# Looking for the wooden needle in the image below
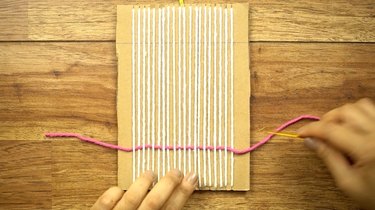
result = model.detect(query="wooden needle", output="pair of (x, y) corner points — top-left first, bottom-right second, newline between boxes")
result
(267, 132), (303, 139)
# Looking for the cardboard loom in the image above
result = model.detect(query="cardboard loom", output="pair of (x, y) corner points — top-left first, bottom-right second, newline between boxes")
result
(116, 3), (250, 191)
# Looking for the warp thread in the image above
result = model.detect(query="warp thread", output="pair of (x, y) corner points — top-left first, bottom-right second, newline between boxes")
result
(45, 115), (320, 155)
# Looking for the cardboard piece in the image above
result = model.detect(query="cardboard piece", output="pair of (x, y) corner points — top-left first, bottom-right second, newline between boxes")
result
(116, 3), (249, 191)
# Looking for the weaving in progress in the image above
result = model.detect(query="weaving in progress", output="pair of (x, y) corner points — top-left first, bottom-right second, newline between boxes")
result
(116, 3), (250, 190)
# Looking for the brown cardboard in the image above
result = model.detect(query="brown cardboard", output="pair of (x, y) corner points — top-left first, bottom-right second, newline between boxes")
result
(116, 3), (249, 191)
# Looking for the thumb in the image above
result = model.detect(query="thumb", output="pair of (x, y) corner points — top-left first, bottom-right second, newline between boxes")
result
(304, 138), (360, 194)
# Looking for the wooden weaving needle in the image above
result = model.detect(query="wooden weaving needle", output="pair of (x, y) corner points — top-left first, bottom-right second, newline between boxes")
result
(267, 132), (303, 139)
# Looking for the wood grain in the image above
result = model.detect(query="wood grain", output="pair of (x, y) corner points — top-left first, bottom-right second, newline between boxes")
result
(0, 140), (51, 210)
(0, 0), (28, 41)
(0, 42), (117, 141)
(1, 42), (374, 209)
(1, 0), (374, 41)
(52, 140), (117, 209)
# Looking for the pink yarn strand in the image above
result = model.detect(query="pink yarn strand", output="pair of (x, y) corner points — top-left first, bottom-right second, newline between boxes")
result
(45, 115), (319, 155)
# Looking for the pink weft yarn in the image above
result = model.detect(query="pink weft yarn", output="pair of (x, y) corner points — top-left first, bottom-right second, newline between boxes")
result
(45, 115), (320, 155)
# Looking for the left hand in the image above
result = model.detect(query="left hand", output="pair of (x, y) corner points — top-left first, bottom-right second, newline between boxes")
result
(91, 169), (197, 210)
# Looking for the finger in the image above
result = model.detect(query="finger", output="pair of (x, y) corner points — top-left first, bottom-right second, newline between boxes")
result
(341, 104), (373, 133)
(356, 98), (375, 120)
(138, 169), (183, 210)
(298, 121), (364, 158)
(321, 105), (347, 123)
(162, 172), (198, 210)
(341, 103), (374, 133)
(91, 186), (124, 210)
(304, 138), (359, 193)
(322, 104), (372, 133)
(114, 170), (155, 210)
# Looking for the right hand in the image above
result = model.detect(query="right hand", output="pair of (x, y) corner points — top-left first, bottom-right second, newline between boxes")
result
(298, 98), (375, 210)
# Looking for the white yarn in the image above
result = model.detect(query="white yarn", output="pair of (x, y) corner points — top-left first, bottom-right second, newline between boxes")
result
(230, 7), (234, 188)
(152, 8), (156, 173)
(157, 8), (162, 181)
(130, 5), (236, 189)
(202, 6), (207, 186)
(197, 6), (202, 187)
(161, 8), (166, 177)
(166, 7), (171, 172)
(178, 7), (182, 171)
(147, 7), (151, 171)
(218, 7), (223, 187)
(224, 8), (228, 187)
(182, 7), (187, 175)
(194, 6), (199, 177)
(213, 6), (217, 188)
(172, 7), (177, 170)
(188, 6), (193, 173)
(131, 7), (136, 182)
(137, 7), (141, 178)
(207, 6), (212, 187)
(142, 7), (146, 173)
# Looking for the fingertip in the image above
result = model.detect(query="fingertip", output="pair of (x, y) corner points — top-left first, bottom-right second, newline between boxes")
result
(357, 97), (373, 106)
(297, 121), (331, 139)
(138, 170), (184, 210)
(297, 121), (319, 136)
(142, 170), (156, 182)
(184, 172), (198, 186)
(297, 123), (315, 137)
(92, 187), (124, 210)
(297, 128), (306, 136)
(105, 186), (124, 196)
(309, 141), (357, 194)
(356, 98), (375, 119)
(304, 137), (319, 151)
(169, 169), (183, 180)
(116, 171), (156, 210)
(162, 172), (197, 210)
(179, 173), (198, 195)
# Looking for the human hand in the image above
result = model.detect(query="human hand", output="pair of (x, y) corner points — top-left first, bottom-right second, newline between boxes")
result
(91, 170), (197, 210)
(298, 98), (375, 210)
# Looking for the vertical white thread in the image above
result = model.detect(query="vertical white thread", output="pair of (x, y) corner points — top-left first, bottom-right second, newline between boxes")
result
(131, 5), (235, 187)
(178, 7), (182, 171)
(193, 6), (198, 177)
(218, 6), (223, 187)
(137, 7), (141, 178)
(157, 8), (162, 181)
(230, 7), (234, 188)
(161, 8), (166, 177)
(166, 7), (171, 172)
(142, 7), (146, 173)
(224, 8), (228, 187)
(132, 6), (234, 187)
(152, 8), (156, 172)
(131, 7), (136, 182)
(188, 6), (192, 173)
(207, 6), (212, 187)
(202, 6), (207, 186)
(197, 6), (202, 187)
(182, 7), (187, 175)
(147, 8), (151, 171)
(213, 6), (217, 188)
(172, 7), (177, 170)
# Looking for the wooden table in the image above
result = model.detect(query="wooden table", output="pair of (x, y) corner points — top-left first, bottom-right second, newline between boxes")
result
(0, 0), (374, 209)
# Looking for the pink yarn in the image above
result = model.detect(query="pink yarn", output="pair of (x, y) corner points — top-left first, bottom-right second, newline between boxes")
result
(45, 115), (319, 155)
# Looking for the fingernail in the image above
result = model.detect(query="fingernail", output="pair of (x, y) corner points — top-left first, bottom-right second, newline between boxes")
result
(185, 172), (198, 185)
(171, 169), (182, 178)
(297, 127), (305, 134)
(304, 138), (318, 150)
(144, 170), (156, 181)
